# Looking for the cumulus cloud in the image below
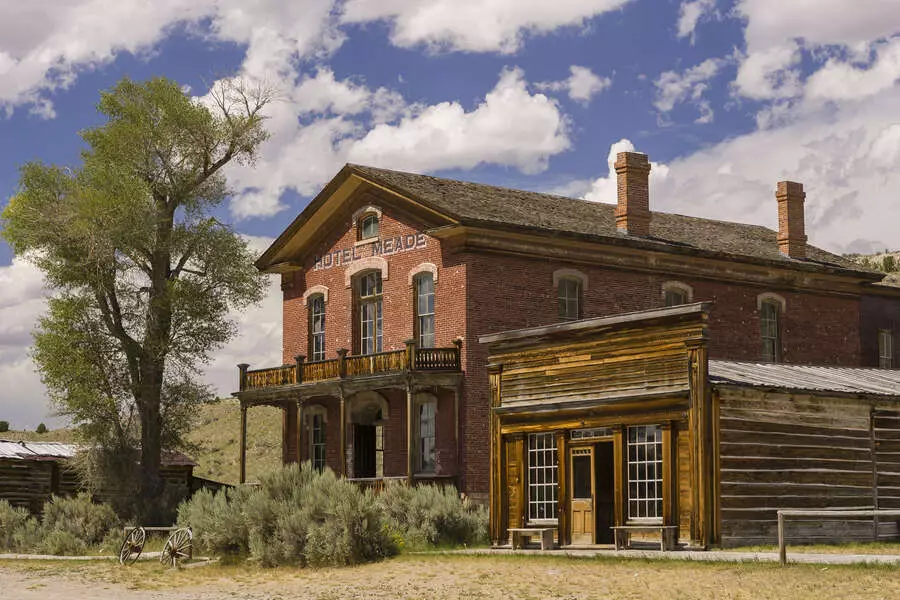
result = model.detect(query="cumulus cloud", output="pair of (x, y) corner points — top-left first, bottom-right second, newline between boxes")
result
(537, 65), (612, 105)
(676, 0), (716, 43)
(228, 67), (572, 219)
(340, 0), (632, 54)
(655, 57), (726, 123)
(805, 37), (900, 102)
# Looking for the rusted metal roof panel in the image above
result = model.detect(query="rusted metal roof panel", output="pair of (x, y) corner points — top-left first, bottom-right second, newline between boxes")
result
(709, 361), (900, 397)
(0, 440), (196, 466)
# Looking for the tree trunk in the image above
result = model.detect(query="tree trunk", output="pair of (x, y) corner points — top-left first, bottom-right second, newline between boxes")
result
(139, 360), (164, 523)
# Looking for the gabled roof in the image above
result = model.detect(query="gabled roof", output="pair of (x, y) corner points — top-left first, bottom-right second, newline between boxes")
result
(0, 440), (196, 466)
(709, 361), (900, 397)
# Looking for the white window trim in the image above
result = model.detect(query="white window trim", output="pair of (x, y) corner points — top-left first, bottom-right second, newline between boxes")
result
(302, 285), (329, 306)
(345, 257), (389, 288)
(552, 268), (588, 291)
(408, 262), (439, 286)
(757, 292), (787, 312)
(661, 281), (693, 304)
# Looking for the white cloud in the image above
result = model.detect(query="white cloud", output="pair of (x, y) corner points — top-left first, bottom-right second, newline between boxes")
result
(676, 0), (716, 42)
(340, 0), (632, 53)
(582, 139), (670, 204)
(537, 65), (611, 105)
(733, 42), (802, 100)
(805, 38), (900, 102)
(228, 67), (572, 219)
(655, 58), (725, 123)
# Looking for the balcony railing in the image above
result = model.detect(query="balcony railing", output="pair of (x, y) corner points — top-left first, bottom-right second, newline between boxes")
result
(238, 339), (462, 392)
(348, 475), (458, 493)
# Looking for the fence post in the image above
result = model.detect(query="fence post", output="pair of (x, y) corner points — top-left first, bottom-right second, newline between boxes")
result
(405, 339), (417, 371)
(294, 355), (305, 384)
(777, 511), (786, 566)
(452, 337), (463, 370)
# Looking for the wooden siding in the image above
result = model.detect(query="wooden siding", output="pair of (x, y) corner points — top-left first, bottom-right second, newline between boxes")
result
(718, 388), (900, 546)
(677, 428), (693, 541)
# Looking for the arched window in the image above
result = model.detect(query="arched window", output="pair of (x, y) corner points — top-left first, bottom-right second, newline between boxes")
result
(558, 278), (582, 322)
(356, 271), (383, 355)
(415, 272), (435, 348)
(308, 294), (326, 362)
(760, 299), (782, 362)
(662, 281), (693, 307)
(358, 212), (379, 241)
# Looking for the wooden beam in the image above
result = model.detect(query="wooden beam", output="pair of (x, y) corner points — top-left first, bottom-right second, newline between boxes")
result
(339, 390), (347, 477)
(297, 401), (304, 465)
(407, 380), (415, 485)
(239, 404), (247, 484)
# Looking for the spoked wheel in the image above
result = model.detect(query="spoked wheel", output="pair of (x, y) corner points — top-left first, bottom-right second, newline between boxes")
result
(119, 527), (146, 565)
(160, 527), (193, 567)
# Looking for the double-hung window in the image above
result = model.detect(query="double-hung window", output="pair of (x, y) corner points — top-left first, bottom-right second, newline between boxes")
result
(627, 425), (663, 521)
(310, 413), (326, 472)
(880, 329), (894, 369)
(417, 400), (436, 473)
(760, 300), (781, 362)
(527, 432), (558, 521)
(358, 271), (383, 355)
(558, 278), (582, 322)
(415, 273), (435, 348)
(308, 294), (326, 362)
(358, 213), (379, 240)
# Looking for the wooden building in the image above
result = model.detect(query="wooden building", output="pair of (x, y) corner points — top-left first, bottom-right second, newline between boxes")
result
(236, 151), (900, 501)
(0, 440), (196, 513)
(482, 303), (900, 548)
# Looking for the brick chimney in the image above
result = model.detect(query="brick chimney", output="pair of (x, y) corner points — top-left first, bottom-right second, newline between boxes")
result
(614, 152), (652, 237)
(776, 181), (807, 259)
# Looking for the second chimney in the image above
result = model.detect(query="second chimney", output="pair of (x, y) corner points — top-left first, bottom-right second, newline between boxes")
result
(615, 151), (652, 237)
(776, 180), (807, 259)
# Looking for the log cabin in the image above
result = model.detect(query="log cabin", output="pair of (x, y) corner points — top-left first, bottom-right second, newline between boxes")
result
(235, 150), (900, 527)
(481, 303), (900, 548)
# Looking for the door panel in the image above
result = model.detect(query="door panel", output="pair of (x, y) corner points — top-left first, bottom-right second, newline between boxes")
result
(570, 447), (594, 545)
(595, 441), (615, 544)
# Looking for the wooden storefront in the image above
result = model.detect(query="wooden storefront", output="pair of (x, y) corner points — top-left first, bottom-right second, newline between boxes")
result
(482, 303), (900, 549)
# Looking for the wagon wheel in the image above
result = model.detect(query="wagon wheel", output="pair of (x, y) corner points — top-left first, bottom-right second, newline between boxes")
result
(118, 527), (146, 565)
(160, 527), (192, 567)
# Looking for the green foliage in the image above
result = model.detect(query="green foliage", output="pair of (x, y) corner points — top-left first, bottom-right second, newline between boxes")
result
(0, 495), (119, 555)
(0, 500), (39, 552)
(377, 482), (489, 549)
(178, 463), (397, 567)
(884, 255), (897, 273)
(35, 423), (48, 434)
(0, 420), (8, 432)
(0, 76), (271, 516)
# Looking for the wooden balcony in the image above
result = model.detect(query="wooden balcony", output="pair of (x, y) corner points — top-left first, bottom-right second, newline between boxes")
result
(348, 475), (458, 493)
(238, 339), (462, 392)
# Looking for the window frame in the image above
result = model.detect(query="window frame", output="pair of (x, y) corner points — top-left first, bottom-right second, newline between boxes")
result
(879, 329), (894, 369)
(356, 270), (383, 355)
(416, 398), (437, 474)
(357, 212), (379, 241)
(626, 425), (664, 523)
(557, 277), (583, 322)
(760, 299), (782, 363)
(308, 293), (326, 362)
(414, 272), (435, 348)
(527, 432), (559, 523)
(310, 412), (326, 472)
(661, 281), (693, 307)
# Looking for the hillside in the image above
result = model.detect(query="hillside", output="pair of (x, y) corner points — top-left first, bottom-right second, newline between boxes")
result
(0, 400), (283, 485)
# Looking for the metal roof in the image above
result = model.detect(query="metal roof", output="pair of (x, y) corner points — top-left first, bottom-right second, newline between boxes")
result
(709, 360), (900, 397)
(0, 440), (196, 466)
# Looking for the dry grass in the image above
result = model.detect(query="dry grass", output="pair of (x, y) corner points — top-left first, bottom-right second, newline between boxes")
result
(728, 541), (900, 555)
(3, 553), (900, 600)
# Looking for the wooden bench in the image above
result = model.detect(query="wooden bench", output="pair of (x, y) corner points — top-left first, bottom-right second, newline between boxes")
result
(611, 525), (678, 551)
(508, 527), (557, 550)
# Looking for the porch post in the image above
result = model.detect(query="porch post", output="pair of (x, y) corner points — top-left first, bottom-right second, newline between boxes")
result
(297, 400), (304, 464)
(406, 378), (415, 485)
(239, 403), (248, 484)
(686, 337), (713, 548)
(282, 402), (299, 464)
(339, 387), (347, 477)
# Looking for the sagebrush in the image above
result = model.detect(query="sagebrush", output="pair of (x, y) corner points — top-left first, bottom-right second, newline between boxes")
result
(377, 482), (488, 549)
(0, 494), (120, 555)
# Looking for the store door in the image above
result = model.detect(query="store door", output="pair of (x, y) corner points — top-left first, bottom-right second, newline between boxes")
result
(570, 447), (595, 545)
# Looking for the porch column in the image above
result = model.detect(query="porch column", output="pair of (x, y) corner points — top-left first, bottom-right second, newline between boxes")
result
(488, 363), (503, 545)
(406, 379), (415, 485)
(339, 388), (347, 477)
(296, 400), (304, 464)
(686, 337), (713, 548)
(282, 402), (299, 464)
(239, 403), (248, 484)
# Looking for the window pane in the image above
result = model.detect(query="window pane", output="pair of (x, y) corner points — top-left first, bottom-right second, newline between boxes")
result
(626, 425), (663, 521)
(360, 214), (379, 239)
(418, 401), (436, 473)
(558, 278), (582, 322)
(527, 433), (558, 521)
(665, 289), (687, 307)
(311, 414), (326, 472)
(760, 301), (780, 362)
(416, 274), (436, 348)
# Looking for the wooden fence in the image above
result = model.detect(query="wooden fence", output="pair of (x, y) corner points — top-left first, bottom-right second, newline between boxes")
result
(777, 509), (900, 564)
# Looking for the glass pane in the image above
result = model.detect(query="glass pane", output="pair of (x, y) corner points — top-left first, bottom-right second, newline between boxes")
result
(572, 455), (592, 498)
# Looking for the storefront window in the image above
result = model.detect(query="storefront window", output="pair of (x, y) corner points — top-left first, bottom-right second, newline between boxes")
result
(627, 425), (663, 521)
(527, 432), (558, 521)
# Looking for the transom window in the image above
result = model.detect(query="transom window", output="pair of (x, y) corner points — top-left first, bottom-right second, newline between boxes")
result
(880, 329), (894, 369)
(310, 413), (326, 472)
(417, 400), (436, 473)
(627, 425), (663, 521)
(760, 300), (781, 362)
(358, 213), (379, 240)
(357, 271), (383, 355)
(415, 273), (435, 348)
(308, 294), (326, 362)
(527, 432), (558, 522)
(558, 278), (582, 322)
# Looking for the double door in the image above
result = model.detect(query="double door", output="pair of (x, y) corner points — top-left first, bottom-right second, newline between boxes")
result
(570, 442), (615, 545)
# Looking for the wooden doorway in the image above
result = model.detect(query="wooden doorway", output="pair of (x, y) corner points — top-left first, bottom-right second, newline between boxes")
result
(354, 424), (376, 477)
(570, 447), (594, 545)
(595, 441), (615, 544)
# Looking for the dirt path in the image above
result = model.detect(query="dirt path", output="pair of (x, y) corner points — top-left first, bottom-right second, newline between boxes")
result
(3, 553), (900, 600)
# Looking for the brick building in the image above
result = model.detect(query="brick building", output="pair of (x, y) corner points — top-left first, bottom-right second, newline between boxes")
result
(234, 152), (900, 504)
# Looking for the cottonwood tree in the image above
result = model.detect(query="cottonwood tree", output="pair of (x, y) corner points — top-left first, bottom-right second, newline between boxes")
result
(2, 77), (270, 519)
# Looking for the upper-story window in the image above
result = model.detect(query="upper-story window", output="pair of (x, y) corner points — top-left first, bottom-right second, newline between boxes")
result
(415, 273), (435, 348)
(357, 271), (383, 355)
(879, 329), (894, 369)
(662, 281), (692, 307)
(358, 212), (379, 241)
(760, 299), (782, 363)
(558, 278), (582, 322)
(308, 294), (326, 362)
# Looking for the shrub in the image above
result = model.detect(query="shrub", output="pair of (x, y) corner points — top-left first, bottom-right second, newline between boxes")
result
(35, 423), (48, 434)
(0, 420), (9, 432)
(40, 493), (120, 551)
(378, 483), (489, 549)
(0, 500), (40, 552)
(884, 255), (897, 273)
(177, 486), (252, 557)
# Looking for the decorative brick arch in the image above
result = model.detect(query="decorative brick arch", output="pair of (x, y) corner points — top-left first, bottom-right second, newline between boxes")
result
(661, 281), (693, 303)
(352, 204), (383, 222)
(408, 262), (439, 286)
(348, 390), (390, 424)
(757, 292), (787, 312)
(345, 256), (389, 288)
(552, 268), (588, 290)
(303, 403), (328, 423)
(302, 285), (329, 306)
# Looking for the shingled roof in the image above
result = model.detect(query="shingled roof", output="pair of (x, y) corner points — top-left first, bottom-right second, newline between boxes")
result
(349, 164), (872, 275)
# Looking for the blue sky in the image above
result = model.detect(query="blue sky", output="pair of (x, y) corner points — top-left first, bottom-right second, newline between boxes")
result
(1, 0), (899, 427)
